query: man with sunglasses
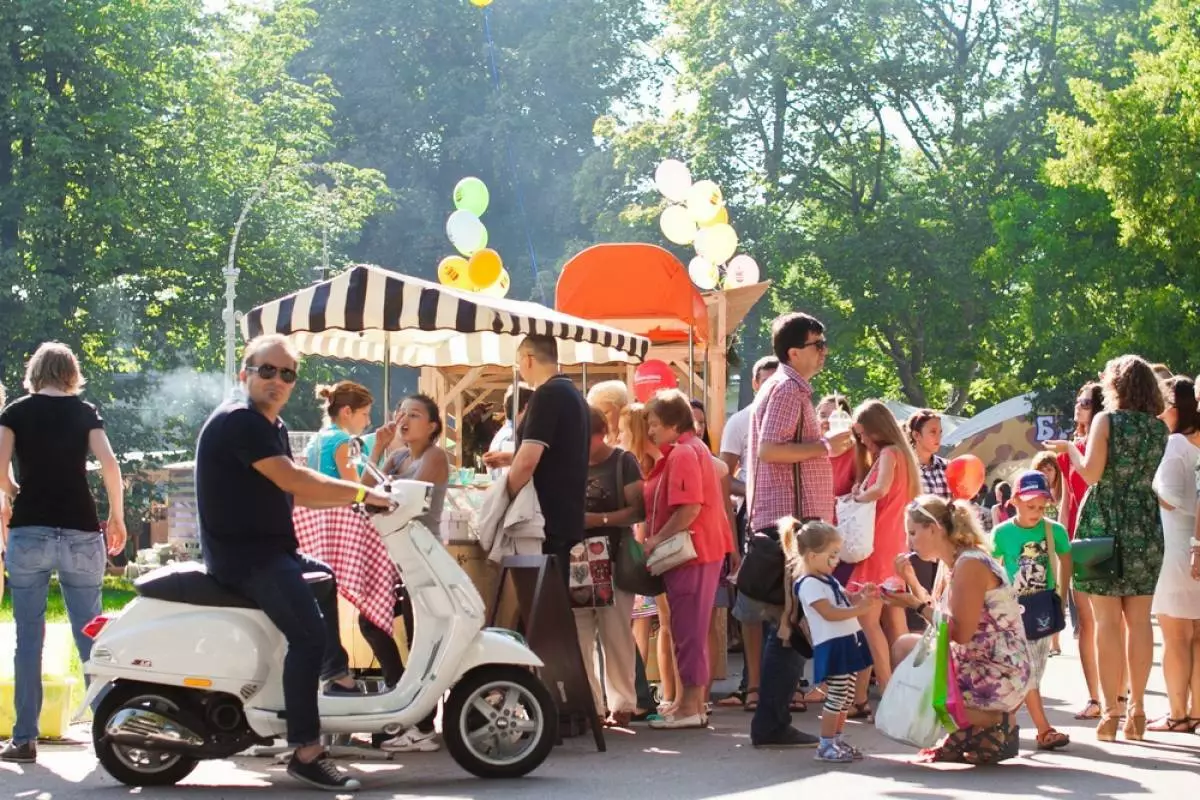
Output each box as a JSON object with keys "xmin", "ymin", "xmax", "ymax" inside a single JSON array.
[{"xmin": 195, "ymin": 334, "xmax": 393, "ymax": 791}]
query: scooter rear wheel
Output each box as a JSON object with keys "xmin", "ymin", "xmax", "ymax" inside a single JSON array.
[
  {"xmin": 92, "ymin": 684, "xmax": 200, "ymax": 787},
  {"xmin": 443, "ymin": 665, "xmax": 555, "ymax": 779}
]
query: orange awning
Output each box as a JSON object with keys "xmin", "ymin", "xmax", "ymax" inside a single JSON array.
[{"xmin": 556, "ymin": 244, "xmax": 709, "ymax": 344}]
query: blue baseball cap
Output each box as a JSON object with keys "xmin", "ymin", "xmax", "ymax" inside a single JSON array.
[{"xmin": 1014, "ymin": 469, "xmax": 1053, "ymax": 500}]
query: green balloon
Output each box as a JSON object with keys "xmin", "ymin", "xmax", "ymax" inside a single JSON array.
[{"xmin": 453, "ymin": 177, "xmax": 490, "ymax": 217}]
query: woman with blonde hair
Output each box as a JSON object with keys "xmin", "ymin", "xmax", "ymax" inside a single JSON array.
[
  {"xmin": 886, "ymin": 495, "xmax": 1029, "ymax": 764},
  {"xmin": 846, "ymin": 400, "xmax": 920, "ymax": 708},
  {"xmin": 588, "ymin": 380, "xmax": 630, "ymax": 447}
]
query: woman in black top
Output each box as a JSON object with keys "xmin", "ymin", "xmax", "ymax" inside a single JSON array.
[{"xmin": 0, "ymin": 343, "xmax": 127, "ymax": 763}]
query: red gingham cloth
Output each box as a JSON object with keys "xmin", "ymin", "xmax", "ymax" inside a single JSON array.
[{"xmin": 293, "ymin": 506, "xmax": 398, "ymax": 633}]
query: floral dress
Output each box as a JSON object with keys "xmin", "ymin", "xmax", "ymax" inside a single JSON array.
[
  {"xmin": 940, "ymin": 550, "xmax": 1031, "ymax": 713},
  {"xmin": 1074, "ymin": 411, "xmax": 1168, "ymax": 597}
]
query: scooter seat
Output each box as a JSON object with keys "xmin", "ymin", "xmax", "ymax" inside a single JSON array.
[{"xmin": 134, "ymin": 562, "xmax": 332, "ymax": 609}]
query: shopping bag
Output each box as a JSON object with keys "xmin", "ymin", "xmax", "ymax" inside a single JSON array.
[
  {"xmin": 568, "ymin": 536, "xmax": 615, "ymax": 608},
  {"xmin": 932, "ymin": 618, "xmax": 967, "ymax": 731},
  {"xmin": 875, "ymin": 626, "xmax": 943, "ymax": 748},
  {"xmin": 835, "ymin": 495, "xmax": 876, "ymax": 563},
  {"xmin": 613, "ymin": 532, "xmax": 665, "ymax": 596}
]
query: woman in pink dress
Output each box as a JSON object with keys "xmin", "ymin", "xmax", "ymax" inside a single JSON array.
[{"xmin": 848, "ymin": 400, "xmax": 921, "ymax": 697}]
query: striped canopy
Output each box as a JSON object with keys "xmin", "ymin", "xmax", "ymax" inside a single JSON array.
[{"xmin": 241, "ymin": 265, "xmax": 651, "ymax": 367}]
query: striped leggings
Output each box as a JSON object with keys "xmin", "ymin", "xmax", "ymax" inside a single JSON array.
[{"xmin": 824, "ymin": 673, "xmax": 857, "ymax": 715}]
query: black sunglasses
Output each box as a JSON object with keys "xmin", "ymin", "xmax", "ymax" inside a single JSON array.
[
  {"xmin": 798, "ymin": 338, "xmax": 829, "ymax": 352},
  {"xmin": 1075, "ymin": 398, "xmax": 1093, "ymax": 409},
  {"xmin": 247, "ymin": 364, "xmax": 298, "ymax": 384}
]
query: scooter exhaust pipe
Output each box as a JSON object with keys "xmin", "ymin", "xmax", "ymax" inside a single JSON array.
[{"xmin": 105, "ymin": 708, "xmax": 206, "ymax": 754}]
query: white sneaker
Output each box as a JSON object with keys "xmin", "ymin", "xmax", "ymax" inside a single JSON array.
[{"xmin": 380, "ymin": 729, "xmax": 440, "ymax": 753}]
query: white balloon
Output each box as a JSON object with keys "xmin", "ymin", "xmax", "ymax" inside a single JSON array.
[
  {"xmin": 694, "ymin": 223, "xmax": 738, "ymax": 266},
  {"xmin": 659, "ymin": 205, "xmax": 697, "ymax": 245},
  {"xmin": 688, "ymin": 255, "xmax": 719, "ymax": 291},
  {"xmin": 727, "ymin": 254, "xmax": 760, "ymax": 287},
  {"xmin": 686, "ymin": 180, "xmax": 723, "ymax": 224},
  {"xmin": 655, "ymin": 159, "xmax": 693, "ymax": 203},
  {"xmin": 446, "ymin": 210, "xmax": 488, "ymax": 257}
]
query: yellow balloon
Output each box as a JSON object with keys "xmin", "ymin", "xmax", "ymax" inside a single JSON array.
[
  {"xmin": 438, "ymin": 256, "xmax": 472, "ymax": 289},
  {"xmin": 699, "ymin": 206, "xmax": 729, "ymax": 228},
  {"xmin": 467, "ymin": 248, "xmax": 503, "ymax": 289},
  {"xmin": 470, "ymin": 0, "xmax": 493, "ymax": 6}
]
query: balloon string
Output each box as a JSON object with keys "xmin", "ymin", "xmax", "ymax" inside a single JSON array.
[{"xmin": 483, "ymin": 7, "xmax": 543, "ymax": 302}]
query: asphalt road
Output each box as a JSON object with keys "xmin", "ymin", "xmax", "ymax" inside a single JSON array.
[{"xmin": 4, "ymin": 631, "xmax": 1200, "ymax": 799}]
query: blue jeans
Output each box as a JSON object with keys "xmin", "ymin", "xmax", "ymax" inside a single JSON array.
[
  {"xmin": 216, "ymin": 552, "xmax": 350, "ymax": 746},
  {"xmin": 751, "ymin": 621, "xmax": 805, "ymax": 743},
  {"xmin": 7, "ymin": 526, "xmax": 106, "ymax": 744}
]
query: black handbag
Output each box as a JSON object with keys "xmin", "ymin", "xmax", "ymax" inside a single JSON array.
[
  {"xmin": 1019, "ymin": 521, "xmax": 1068, "ymax": 641},
  {"xmin": 609, "ymin": 449, "xmax": 665, "ymax": 596}
]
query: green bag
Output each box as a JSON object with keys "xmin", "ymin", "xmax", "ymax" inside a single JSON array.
[
  {"xmin": 613, "ymin": 533, "xmax": 665, "ymax": 596},
  {"xmin": 931, "ymin": 619, "xmax": 960, "ymax": 733},
  {"xmin": 1071, "ymin": 537, "xmax": 1117, "ymax": 582}
]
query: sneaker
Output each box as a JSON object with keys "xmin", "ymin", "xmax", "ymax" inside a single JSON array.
[
  {"xmin": 324, "ymin": 681, "xmax": 363, "ymax": 696},
  {"xmin": 1, "ymin": 740, "xmax": 36, "ymax": 764},
  {"xmin": 286, "ymin": 752, "xmax": 362, "ymax": 791},
  {"xmin": 380, "ymin": 729, "xmax": 440, "ymax": 753},
  {"xmin": 816, "ymin": 739, "xmax": 854, "ymax": 763},
  {"xmin": 751, "ymin": 726, "xmax": 820, "ymax": 748}
]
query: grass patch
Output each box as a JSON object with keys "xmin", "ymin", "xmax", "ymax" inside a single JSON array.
[{"xmin": 0, "ymin": 575, "xmax": 137, "ymax": 623}]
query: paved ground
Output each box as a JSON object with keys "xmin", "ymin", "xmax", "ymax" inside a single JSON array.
[{"xmin": 4, "ymin": 630, "xmax": 1200, "ymax": 799}]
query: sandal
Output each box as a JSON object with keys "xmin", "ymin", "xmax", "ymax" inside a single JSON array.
[
  {"xmin": 1036, "ymin": 728, "xmax": 1070, "ymax": 750},
  {"xmin": 716, "ymin": 691, "xmax": 745, "ymax": 708},
  {"xmin": 802, "ymin": 686, "xmax": 827, "ymax": 704},
  {"xmin": 743, "ymin": 688, "xmax": 759, "ymax": 713},
  {"xmin": 789, "ymin": 693, "xmax": 808, "ymax": 713},
  {"xmin": 1074, "ymin": 699, "xmax": 1101, "ymax": 720},
  {"xmin": 960, "ymin": 715, "xmax": 1019, "ymax": 765},
  {"xmin": 1147, "ymin": 716, "xmax": 1199, "ymax": 733},
  {"xmin": 845, "ymin": 702, "xmax": 873, "ymax": 721},
  {"xmin": 1096, "ymin": 714, "xmax": 1119, "ymax": 743},
  {"xmin": 1123, "ymin": 712, "xmax": 1146, "ymax": 742},
  {"xmin": 916, "ymin": 729, "xmax": 972, "ymax": 763}
]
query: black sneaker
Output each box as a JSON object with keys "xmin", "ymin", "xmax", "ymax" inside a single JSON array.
[
  {"xmin": 0, "ymin": 740, "xmax": 37, "ymax": 763},
  {"xmin": 323, "ymin": 681, "xmax": 363, "ymax": 696},
  {"xmin": 286, "ymin": 753, "xmax": 362, "ymax": 791},
  {"xmin": 752, "ymin": 726, "xmax": 820, "ymax": 748}
]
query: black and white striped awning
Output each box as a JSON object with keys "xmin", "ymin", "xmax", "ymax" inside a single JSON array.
[{"xmin": 240, "ymin": 265, "xmax": 651, "ymax": 367}]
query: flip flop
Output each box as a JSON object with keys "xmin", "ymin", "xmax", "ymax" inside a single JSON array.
[
  {"xmin": 743, "ymin": 688, "xmax": 760, "ymax": 713},
  {"xmin": 1036, "ymin": 728, "xmax": 1070, "ymax": 750}
]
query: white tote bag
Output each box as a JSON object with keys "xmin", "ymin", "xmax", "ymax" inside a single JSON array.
[
  {"xmin": 875, "ymin": 625, "xmax": 943, "ymax": 748},
  {"xmin": 835, "ymin": 494, "xmax": 876, "ymax": 563}
]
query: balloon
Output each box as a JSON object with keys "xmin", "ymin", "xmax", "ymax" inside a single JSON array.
[
  {"xmin": 467, "ymin": 248, "xmax": 503, "ymax": 289},
  {"xmin": 686, "ymin": 179, "xmax": 723, "ymax": 224},
  {"xmin": 480, "ymin": 268, "xmax": 510, "ymax": 298},
  {"xmin": 726, "ymin": 254, "xmax": 760, "ymax": 287},
  {"xmin": 446, "ymin": 210, "xmax": 488, "ymax": 256},
  {"xmin": 946, "ymin": 455, "xmax": 987, "ymax": 500},
  {"xmin": 688, "ymin": 255, "xmax": 719, "ymax": 291},
  {"xmin": 699, "ymin": 206, "xmax": 729, "ymax": 228},
  {"xmin": 694, "ymin": 222, "xmax": 738, "ymax": 265},
  {"xmin": 659, "ymin": 204, "xmax": 697, "ymax": 245},
  {"xmin": 453, "ymin": 177, "xmax": 490, "ymax": 217},
  {"xmin": 437, "ymin": 256, "xmax": 472, "ymax": 289},
  {"xmin": 470, "ymin": 0, "xmax": 493, "ymax": 6},
  {"xmin": 632, "ymin": 359, "xmax": 678, "ymax": 403},
  {"xmin": 654, "ymin": 159, "xmax": 692, "ymax": 203}
]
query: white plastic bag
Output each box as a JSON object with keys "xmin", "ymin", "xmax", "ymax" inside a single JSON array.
[
  {"xmin": 836, "ymin": 494, "xmax": 876, "ymax": 563},
  {"xmin": 875, "ymin": 626, "xmax": 943, "ymax": 748}
]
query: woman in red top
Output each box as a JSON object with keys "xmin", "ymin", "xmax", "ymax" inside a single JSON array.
[
  {"xmin": 643, "ymin": 389, "xmax": 732, "ymax": 730},
  {"xmin": 849, "ymin": 401, "xmax": 921, "ymax": 694},
  {"xmin": 1058, "ymin": 381, "xmax": 1109, "ymax": 720}
]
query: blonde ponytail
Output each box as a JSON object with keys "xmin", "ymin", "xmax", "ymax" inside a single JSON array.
[{"xmin": 947, "ymin": 499, "xmax": 987, "ymax": 552}]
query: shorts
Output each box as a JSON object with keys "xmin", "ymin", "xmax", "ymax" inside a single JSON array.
[{"xmin": 733, "ymin": 592, "xmax": 781, "ymax": 625}]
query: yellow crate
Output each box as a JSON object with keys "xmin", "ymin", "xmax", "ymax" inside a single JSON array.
[{"xmin": 0, "ymin": 676, "xmax": 80, "ymax": 740}]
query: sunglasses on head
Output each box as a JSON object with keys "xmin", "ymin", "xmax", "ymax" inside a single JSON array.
[{"xmin": 247, "ymin": 364, "xmax": 298, "ymax": 384}]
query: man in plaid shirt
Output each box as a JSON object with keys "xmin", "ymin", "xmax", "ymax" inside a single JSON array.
[{"xmin": 743, "ymin": 313, "xmax": 854, "ymax": 748}]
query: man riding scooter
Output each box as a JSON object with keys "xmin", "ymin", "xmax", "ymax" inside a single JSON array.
[{"xmin": 195, "ymin": 334, "xmax": 392, "ymax": 791}]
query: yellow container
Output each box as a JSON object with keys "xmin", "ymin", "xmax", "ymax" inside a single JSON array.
[{"xmin": 0, "ymin": 676, "xmax": 79, "ymax": 739}]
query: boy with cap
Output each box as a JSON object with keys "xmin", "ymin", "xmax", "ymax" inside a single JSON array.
[{"xmin": 993, "ymin": 469, "xmax": 1074, "ymax": 750}]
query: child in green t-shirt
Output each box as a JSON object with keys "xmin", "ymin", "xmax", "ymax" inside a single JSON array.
[{"xmin": 992, "ymin": 469, "xmax": 1074, "ymax": 751}]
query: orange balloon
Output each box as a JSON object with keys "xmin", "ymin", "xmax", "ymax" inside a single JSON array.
[
  {"xmin": 467, "ymin": 248, "xmax": 503, "ymax": 289},
  {"xmin": 946, "ymin": 455, "xmax": 986, "ymax": 500}
]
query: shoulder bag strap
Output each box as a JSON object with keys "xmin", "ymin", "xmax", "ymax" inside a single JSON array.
[
  {"xmin": 614, "ymin": 447, "xmax": 626, "ymax": 511},
  {"xmin": 792, "ymin": 405, "xmax": 805, "ymax": 519},
  {"xmin": 1044, "ymin": 520, "xmax": 1064, "ymax": 602}
]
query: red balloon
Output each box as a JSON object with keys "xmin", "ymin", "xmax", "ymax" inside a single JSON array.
[
  {"xmin": 946, "ymin": 455, "xmax": 986, "ymax": 500},
  {"xmin": 632, "ymin": 359, "xmax": 678, "ymax": 402}
]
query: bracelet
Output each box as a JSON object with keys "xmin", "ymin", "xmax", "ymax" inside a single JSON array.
[
  {"xmin": 819, "ymin": 437, "xmax": 833, "ymax": 456},
  {"xmin": 354, "ymin": 486, "xmax": 367, "ymax": 504}
]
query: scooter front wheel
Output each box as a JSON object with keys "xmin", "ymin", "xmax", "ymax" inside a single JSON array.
[{"xmin": 443, "ymin": 665, "xmax": 556, "ymax": 779}]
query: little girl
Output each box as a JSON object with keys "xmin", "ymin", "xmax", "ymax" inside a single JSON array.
[{"xmin": 790, "ymin": 519, "xmax": 878, "ymax": 763}]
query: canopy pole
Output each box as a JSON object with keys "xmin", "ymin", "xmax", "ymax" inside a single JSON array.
[
  {"xmin": 688, "ymin": 329, "xmax": 695, "ymax": 397},
  {"xmin": 382, "ymin": 337, "xmax": 392, "ymax": 418},
  {"xmin": 581, "ymin": 363, "xmax": 589, "ymax": 393}
]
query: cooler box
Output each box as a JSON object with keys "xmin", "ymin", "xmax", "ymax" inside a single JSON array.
[{"xmin": 0, "ymin": 676, "xmax": 79, "ymax": 739}]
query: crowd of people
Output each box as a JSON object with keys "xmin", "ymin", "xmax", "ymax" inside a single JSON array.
[{"xmin": 1, "ymin": 315, "xmax": 1199, "ymax": 782}]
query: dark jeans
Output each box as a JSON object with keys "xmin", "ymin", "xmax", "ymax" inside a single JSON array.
[
  {"xmin": 357, "ymin": 586, "xmax": 435, "ymax": 734},
  {"xmin": 219, "ymin": 552, "xmax": 349, "ymax": 746},
  {"xmin": 750, "ymin": 621, "xmax": 805, "ymax": 743},
  {"xmin": 634, "ymin": 647, "xmax": 655, "ymax": 711},
  {"xmin": 543, "ymin": 539, "xmax": 574, "ymax": 585}
]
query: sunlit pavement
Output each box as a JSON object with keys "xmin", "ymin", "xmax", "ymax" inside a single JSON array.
[{"xmin": 4, "ymin": 630, "xmax": 1199, "ymax": 799}]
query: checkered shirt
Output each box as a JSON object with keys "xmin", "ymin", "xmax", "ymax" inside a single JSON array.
[
  {"xmin": 920, "ymin": 455, "xmax": 951, "ymax": 500},
  {"xmin": 293, "ymin": 506, "xmax": 398, "ymax": 633}
]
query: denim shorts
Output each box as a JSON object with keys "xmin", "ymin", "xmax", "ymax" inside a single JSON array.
[{"xmin": 733, "ymin": 592, "xmax": 781, "ymax": 625}]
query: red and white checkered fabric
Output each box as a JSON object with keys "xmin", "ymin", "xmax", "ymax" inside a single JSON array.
[{"xmin": 293, "ymin": 506, "xmax": 398, "ymax": 633}]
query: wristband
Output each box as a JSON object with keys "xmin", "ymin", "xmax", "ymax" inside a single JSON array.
[
  {"xmin": 354, "ymin": 486, "xmax": 367, "ymax": 504},
  {"xmin": 819, "ymin": 436, "xmax": 833, "ymax": 456}
]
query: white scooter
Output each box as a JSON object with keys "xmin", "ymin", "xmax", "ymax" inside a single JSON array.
[{"xmin": 80, "ymin": 457, "xmax": 555, "ymax": 787}]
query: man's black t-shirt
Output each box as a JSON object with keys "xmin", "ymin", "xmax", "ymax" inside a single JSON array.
[
  {"xmin": 195, "ymin": 401, "xmax": 297, "ymax": 581},
  {"xmin": 0, "ymin": 394, "xmax": 105, "ymax": 531},
  {"xmin": 517, "ymin": 375, "xmax": 589, "ymax": 546}
]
